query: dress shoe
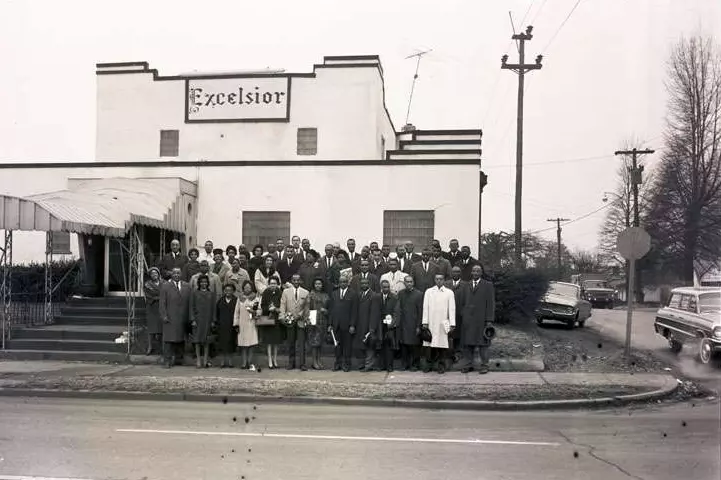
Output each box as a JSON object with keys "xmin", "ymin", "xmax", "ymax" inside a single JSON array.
[
  {"xmin": 479, "ymin": 365, "xmax": 490, "ymax": 374},
  {"xmin": 461, "ymin": 367, "xmax": 473, "ymax": 374},
  {"xmin": 286, "ymin": 363, "xmax": 296, "ymax": 370},
  {"xmin": 300, "ymin": 365, "xmax": 308, "ymax": 371}
]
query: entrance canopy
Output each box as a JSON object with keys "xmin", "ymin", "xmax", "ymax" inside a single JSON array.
[{"xmin": 0, "ymin": 177, "xmax": 196, "ymax": 238}]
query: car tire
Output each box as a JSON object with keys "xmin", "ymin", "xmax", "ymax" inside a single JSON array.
[
  {"xmin": 578, "ymin": 320, "xmax": 586, "ymax": 328},
  {"xmin": 697, "ymin": 337, "xmax": 712, "ymax": 365},
  {"xmin": 669, "ymin": 339, "xmax": 683, "ymax": 354},
  {"xmin": 607, "ymin": 302, "xmax": 614, "ymax": 310},
  {"xmin": 536, "ymin": 317, "xmax": 544, "ymax": 326},
  {"xmin": 566, "ymin": 315, "xmax": 577, "ymax": 329}
]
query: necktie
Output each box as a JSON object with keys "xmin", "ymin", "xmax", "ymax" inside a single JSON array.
[
  {"xmin": 474, "ymin": 281, "xmax": 478, "ymax": 290},
  {"xmin": 363, "ymin": 273, "xmax": 367, "ymax": 279},
  {"xmin": 288, "ymin": 259, "xmax": 291, "ymax": 267},
  {"xmin": 424, "ymin": 263, "xmax": 427, "ymax": 273},
  {"xmin": 294, "ymin": 288, "xmax": 298, "ymax": 301},
  {"xmin": 176, "ymin": 282, "xmax": 181, "ymax": 291},
  {"xmin": 341, "ymin": 289, "xmax": 345, "ymax": 299}
]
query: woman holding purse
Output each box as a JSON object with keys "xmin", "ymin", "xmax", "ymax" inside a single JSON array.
[
  {"xmin": 258, "ymin": 276, "xmax": 284, "ymax": 369},
  {"xmin": 307, "ymin": 277, "xmax": 330, "ymax": 369},
  {"xmin": 234, "ymin": 280, "xmax": 260, "ymax": 371}
]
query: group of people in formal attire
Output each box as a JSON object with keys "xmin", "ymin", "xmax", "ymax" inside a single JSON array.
[{"xmin": 143, "ymin": 236, "xmax": 496, "ymax": 374}]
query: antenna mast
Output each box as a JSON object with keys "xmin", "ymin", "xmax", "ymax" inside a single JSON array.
[{"xmin": 404, "ymin": 49, "xmax": 432, "ymax": 126}]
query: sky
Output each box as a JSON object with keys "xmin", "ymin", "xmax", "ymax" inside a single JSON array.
[{"xmin": 0, "ymin": 0, "xmax": 719, "ymax": 252}]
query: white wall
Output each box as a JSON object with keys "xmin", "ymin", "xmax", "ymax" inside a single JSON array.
[
  {"xmin": 96, "ymin": 67, "xmax": 393, "ymax": 162},
  {"xmin": 0, "ymin": 164, "xmax": 480, "ymax": 264}
]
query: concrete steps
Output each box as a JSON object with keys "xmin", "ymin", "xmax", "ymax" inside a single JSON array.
[{"xmin": 5, "ymin": 338, "xmax": 126, "ymax": 353}]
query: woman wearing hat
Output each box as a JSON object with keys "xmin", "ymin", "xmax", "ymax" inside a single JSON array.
[{"xmin": 144, "ymin": 267, "xmax": 164, "ymax": 355}]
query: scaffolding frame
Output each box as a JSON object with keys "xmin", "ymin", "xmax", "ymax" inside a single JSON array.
[
  {"xmin": 45, "ymin": 231, "xmax": 54, "ymax": 325},
  {"xmin": 1, "ymin": 230, "xmax": 12, "ymax": 350}
]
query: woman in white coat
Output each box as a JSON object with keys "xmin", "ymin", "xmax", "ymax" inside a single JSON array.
[{"xmin": 421, "ymin": 273, "xmax": 456, "ymax": 374}]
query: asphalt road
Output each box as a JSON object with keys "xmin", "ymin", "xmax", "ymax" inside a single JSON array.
[
  {"xmin": 584, "ymin": 308, "xmax": 721, "ymax": 385},
  {"xmin": 0, "ymin": 397, "xmax": 719, "ymax": 480}
]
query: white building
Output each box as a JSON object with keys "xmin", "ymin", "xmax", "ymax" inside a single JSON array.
[{"xmin": 0, "ymin": 55, "xmax": 486, "ymax": 296}]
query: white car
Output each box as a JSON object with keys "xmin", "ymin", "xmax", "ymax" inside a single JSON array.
[
  {"xmin": 535, "ymin": 281, "xmax": 593, "ymax": 329},
  {"xmin": 653, "ymin": 287, "xmax": 721, "ymax": 365}
]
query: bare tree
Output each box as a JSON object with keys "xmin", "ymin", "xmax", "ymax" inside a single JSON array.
[
  {"xmin": 646, "ymin": 36, "xmax": 721, "ymax": 282},
  {"xmin": 570, "ymin": 249, "xmax": 606, "ymax": 274}
]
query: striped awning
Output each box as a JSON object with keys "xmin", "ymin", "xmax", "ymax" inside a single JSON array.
[{"xmin": 0, "ymin": 177, "xmax": 195, "ymax": 238}]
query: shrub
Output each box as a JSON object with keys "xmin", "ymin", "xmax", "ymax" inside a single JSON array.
[
  {"xmin": 487, "ymin": 267, "xmax": 551, "ymax": 324},
  {"xmin": 0, "ymin": 260, "xmax": 82, "ymax": 300}
]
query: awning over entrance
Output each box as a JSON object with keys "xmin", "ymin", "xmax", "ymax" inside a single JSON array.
[{"xmin": 0, "ymin": 177, "xmax": 196, "ymax": 238}]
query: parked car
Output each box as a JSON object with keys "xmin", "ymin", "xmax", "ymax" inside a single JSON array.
[
  {"xmin": 535, "ymin": 281, "xmax": 592, "ymax": 329},
  {"xmin": 653, "ymin": 287, "xmax": 721, "ymax": 365},
  {"xmin": 571, "ymin": 273, "xmax": 615, "ymax": 309}
]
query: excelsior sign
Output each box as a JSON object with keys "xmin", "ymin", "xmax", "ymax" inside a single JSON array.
[{"xmin": 185, "ymin": 76, "xmax": 291, "ymax": 122}]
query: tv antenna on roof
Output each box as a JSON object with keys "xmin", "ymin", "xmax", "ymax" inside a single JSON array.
[{"xmin": 404, "ymin": 49, "xmax": 432, "ymax": 126}]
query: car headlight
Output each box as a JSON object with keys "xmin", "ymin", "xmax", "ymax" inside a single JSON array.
[{"xmin": 713, "ymin": 327, "xmax": 721, "ymax": 339}]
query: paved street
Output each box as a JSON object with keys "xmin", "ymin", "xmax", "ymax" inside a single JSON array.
[
  {"xmin": 0, "ymin": 397, "xmax": 718, "ymax": 480},
  {"xmin": 583, "ymin": 308, "xmax": 721, "ymax": 385}
]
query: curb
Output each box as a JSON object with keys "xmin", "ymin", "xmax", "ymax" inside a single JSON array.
[{"xmin": 0, "ymin": 379, "xmax": 678, "ymax": 411}]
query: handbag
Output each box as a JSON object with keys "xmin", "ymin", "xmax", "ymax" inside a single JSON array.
[{"xmin": 255, "ymin": 315, "xmax": 276, "ymax": 327}]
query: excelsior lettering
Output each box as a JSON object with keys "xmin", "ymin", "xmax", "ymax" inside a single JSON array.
[{"xmin": 190, "ymin": 86, "xmax": 286, "ymax": 109}]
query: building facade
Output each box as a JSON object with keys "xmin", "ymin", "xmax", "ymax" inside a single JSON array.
[{"xmin": 0, "ymin": 55, "xmax": 485, "ymax": 296}]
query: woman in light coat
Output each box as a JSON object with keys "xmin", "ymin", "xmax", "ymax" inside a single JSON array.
[{"xmin": 234, "ymin": 280, "xmax": 260, "ymax": 371}]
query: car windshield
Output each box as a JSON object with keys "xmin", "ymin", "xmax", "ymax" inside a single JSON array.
[
  {"xmin": 548, "ymin": 283, "xmax": 579, "ymax": 298},
  {"xmin": 584, "ymin": 280, "xmax": 609, "ymax": 289},
  {"xmin": 698, "ymin": 293, "xmax": 721, "ymax": 313}
]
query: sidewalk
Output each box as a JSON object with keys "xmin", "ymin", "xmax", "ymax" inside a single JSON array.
[{"xmin": 0, "ymin": 359, "xmax": 678, "ymax": 410}]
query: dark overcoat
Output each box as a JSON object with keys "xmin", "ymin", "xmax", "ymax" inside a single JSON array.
[
  {"xmin": 159, "ymin": 280, "xmax": 191, "ymax": 343},
  {"xmin": 329, "ymin": 288, "xmax": 358, "ymax": 332},
  {"xmin": 397, "ymin": 288, "xmax": 424, "ymax": 345},
  {"xmin": 379, "ymin": 292, "xmax": 400, "ymax": 350},
  {"xmin": 190, "ymin": 290, "xmax": 217, "ymax": 344},
  {"xmin": 159, "ymin": 252, "xmax": 188, "ymax": 280},
  {"xmin": 350, "ymin": 272, "xmax": 381, "ymax": 293},
  {"xmin": 460, "ymin": 279, "xmax": 496, "ymax": 347},
  {"xmin": 144, "ymin": 279, "xmax": 164, "ymax": 335},
  {"xmin": 411, "ymin": 262, "xmax": 440, "ymax": 293},
  {"xmin": 355, "ymin": 289, "xmax": 381, "ymax": 348}
]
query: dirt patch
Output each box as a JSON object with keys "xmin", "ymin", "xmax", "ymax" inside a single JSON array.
[
  {"xmin": 490, "ymin": 324, "xmax": 540, "ymax": 359},
  {"xmin": 0, "ymin": 375, "xmax": 649, "ymax": 402}
]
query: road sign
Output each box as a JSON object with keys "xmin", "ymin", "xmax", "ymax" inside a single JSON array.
[{"xmin": 617, "ymin": 227, "xmax": 651, "ymax": 260}]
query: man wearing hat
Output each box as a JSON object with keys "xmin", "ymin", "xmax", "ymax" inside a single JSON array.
[{"xmin": 460, "ymin": 264, "xmax": 496, "ymax": 374}]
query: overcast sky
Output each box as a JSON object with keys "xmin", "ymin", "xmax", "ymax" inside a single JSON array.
[{"xmin": 1, "ymin": 0, "xmax": 718, "ymax": 251}]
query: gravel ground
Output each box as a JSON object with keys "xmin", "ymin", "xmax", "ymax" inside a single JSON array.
[{"xmin": 0, "ymin": 375, "xmax": 648, "ymax": 401}]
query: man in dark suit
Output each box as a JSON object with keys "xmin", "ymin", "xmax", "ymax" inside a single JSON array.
[
  {"xmin": 397, "ymin": 275, "xmax": 424, "ymax": 371},
  {"xmin": 445, "ymin": 266, "xmax": 467, "ymax": 363},
  {"xmin": 458, "ymin": 245, "xmax": 478, "ymax": 281},
  {"xmin": 352, "ymin": 245, "xmax": 371, "ymax": 274},
  {"xmin": 443, "ymin": 239, "xmax": 462, "ymax": 266},
  {"xmin": 378, "ymin": 279, "xmax": 400, "ymax": 372},
  {"xmin": 277, "ymin": 244, "xmax": 300, "ymax": 284},
  {"xmin": 370, "ymin": 250, "xmax": 388, "ymax": 277},
  {"xmin": 411, "ymin": 248, "xmax": 440, "ymax": 293},
  {"xmin": 159, "ymin": 267, "xmax": 191, "ymax": 368},
  {"xmin": 405, "ymin": 241, "xmax": 423, "ymax": 263},
  {"xmin": 460, "ymin": 265, "xmax": 496, "ymax": 374},
  {"xmin": 356, "ymin": 277, "xmax": 381, "ymax": 371},
  {"xmin": 329, "ymin": 276, "xmax": 358, "ymax": 372},
  {"xmin": 159, "ymin": 239, "xmax": 188, "ymax": 280},
  {"xmin": 381, "ymin": 244, "xmax": 392, "ymax": 265},
  {"xmin": 396, "ymin": 244, "xmax": 414, "ymax": 274},
  {"xmin": 431, "ymin": 244, "xmax": 452, "ymax": 280},
  {"xmin": 346, "ymin": 238, "xmax": 360, "ymax": 265},
  {"xmin": 350, "ymin": 259, "xmax": 381, "ymax": 293}
]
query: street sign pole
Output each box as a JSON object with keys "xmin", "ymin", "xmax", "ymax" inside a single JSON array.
[
  {"xmin": 616, "ymin": 226, "xmax": 652, "ymax": 361},
  {"xmin": 625, "ymin": 259, "xmax": 636, "ymax": 357}
]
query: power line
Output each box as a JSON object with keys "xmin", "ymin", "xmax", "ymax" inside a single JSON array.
[
  {"xmin": 529, "ymin": 202, "xmax": 612, "ymax": 235},
  {"xmin": 529, "ymin": 0, "xmax": 549, "ymax": 25},
  {"xmin": 483, "ymin": 153, "xmax": 612, "ymax": 169},
  {"xmin": 541, "ymin": 0, "xmax": 583, "ymax": 53}
]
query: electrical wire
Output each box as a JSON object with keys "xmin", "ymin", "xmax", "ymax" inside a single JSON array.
[
  {"xmin": 528, "ymin": 202, "xmax": 612, "ymax": 235},
  {"xmin": 541, "ymin": 0, "xmax": 583, "ymax": 53},
  {"xmin": 483, "ymin": 153, "xmax": 612, "ymax": 169}
]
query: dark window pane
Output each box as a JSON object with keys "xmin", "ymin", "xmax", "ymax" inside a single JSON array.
[
  {"xmin": 51, "ymin": 232, "xmax": 72, "ymax": 254},
  {"xmin": 160, "ymin": 130, "xmax": 179, "ymax": 157},
  {"xmin": 383, "ymin": 210, "xmax": 434, "ymax": 250},
  {"xmin": 297, "ymin": 128, "xmax": 317, "ymax": 156},
  {"xmin": 242, "ymin": 211, "xmax": 291, "ymax": 249}
]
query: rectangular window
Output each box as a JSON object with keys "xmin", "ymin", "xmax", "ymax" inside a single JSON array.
[
  {"xmin": 159, "ymin": 129, "xmax": 179, "ymax": 157},
  {"xmin": 667, "ymin": 293, "xmax": 681, "ymax": 308},
  {"xmin": 383, "ymin": 210, "xmax": 435, "ymax": 250},
  {"xmin": 679, "ymin": 294, "xmax": 690, "ymax": 311},
  {"xmin": 297, "ymin": 127, "xmax": 318, "ymax": 156},
  {"xmin": 242, "ymin": 211, "xmax": 291, "ymax": 250},
  {"xmin": 51, "ymin": 232, "xmax": 72, "ymax": 254}
]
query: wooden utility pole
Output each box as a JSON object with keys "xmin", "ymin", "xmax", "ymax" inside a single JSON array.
[
  {"xmin": 613, "ymin": 148, "xmax": 654, "ymax": 304},
  {"xmin": 502, "ymin": 26, "xmax": 542, "ymax": 266},
  {"xmin": 613, "ymin": 148, "xmax": 654, "ymax": 227},
  {"xmin": 547, "ymin": 217, "xmax": 570, "ymax": 278}
]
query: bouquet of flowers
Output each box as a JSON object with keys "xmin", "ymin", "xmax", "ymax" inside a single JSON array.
[{"xmin": 281, "ymin": 312, "xmax": 296, "ymax": 327}]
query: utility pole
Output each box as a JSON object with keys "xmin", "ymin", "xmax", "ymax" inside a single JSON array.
[
  {"xmin": 613, "ymin": 148, "xmax": 654, "ymax": 227},
  {"xmin": 502, "ymin": 26, "xmax": 542, "ymax": 267},
  {"xmin": 614, "ymin": 148, "xmax": 654, "ymax": 304},
  {"xmin": 547, "ymin": 217, "xmax": 570, "ymax": 279}
]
